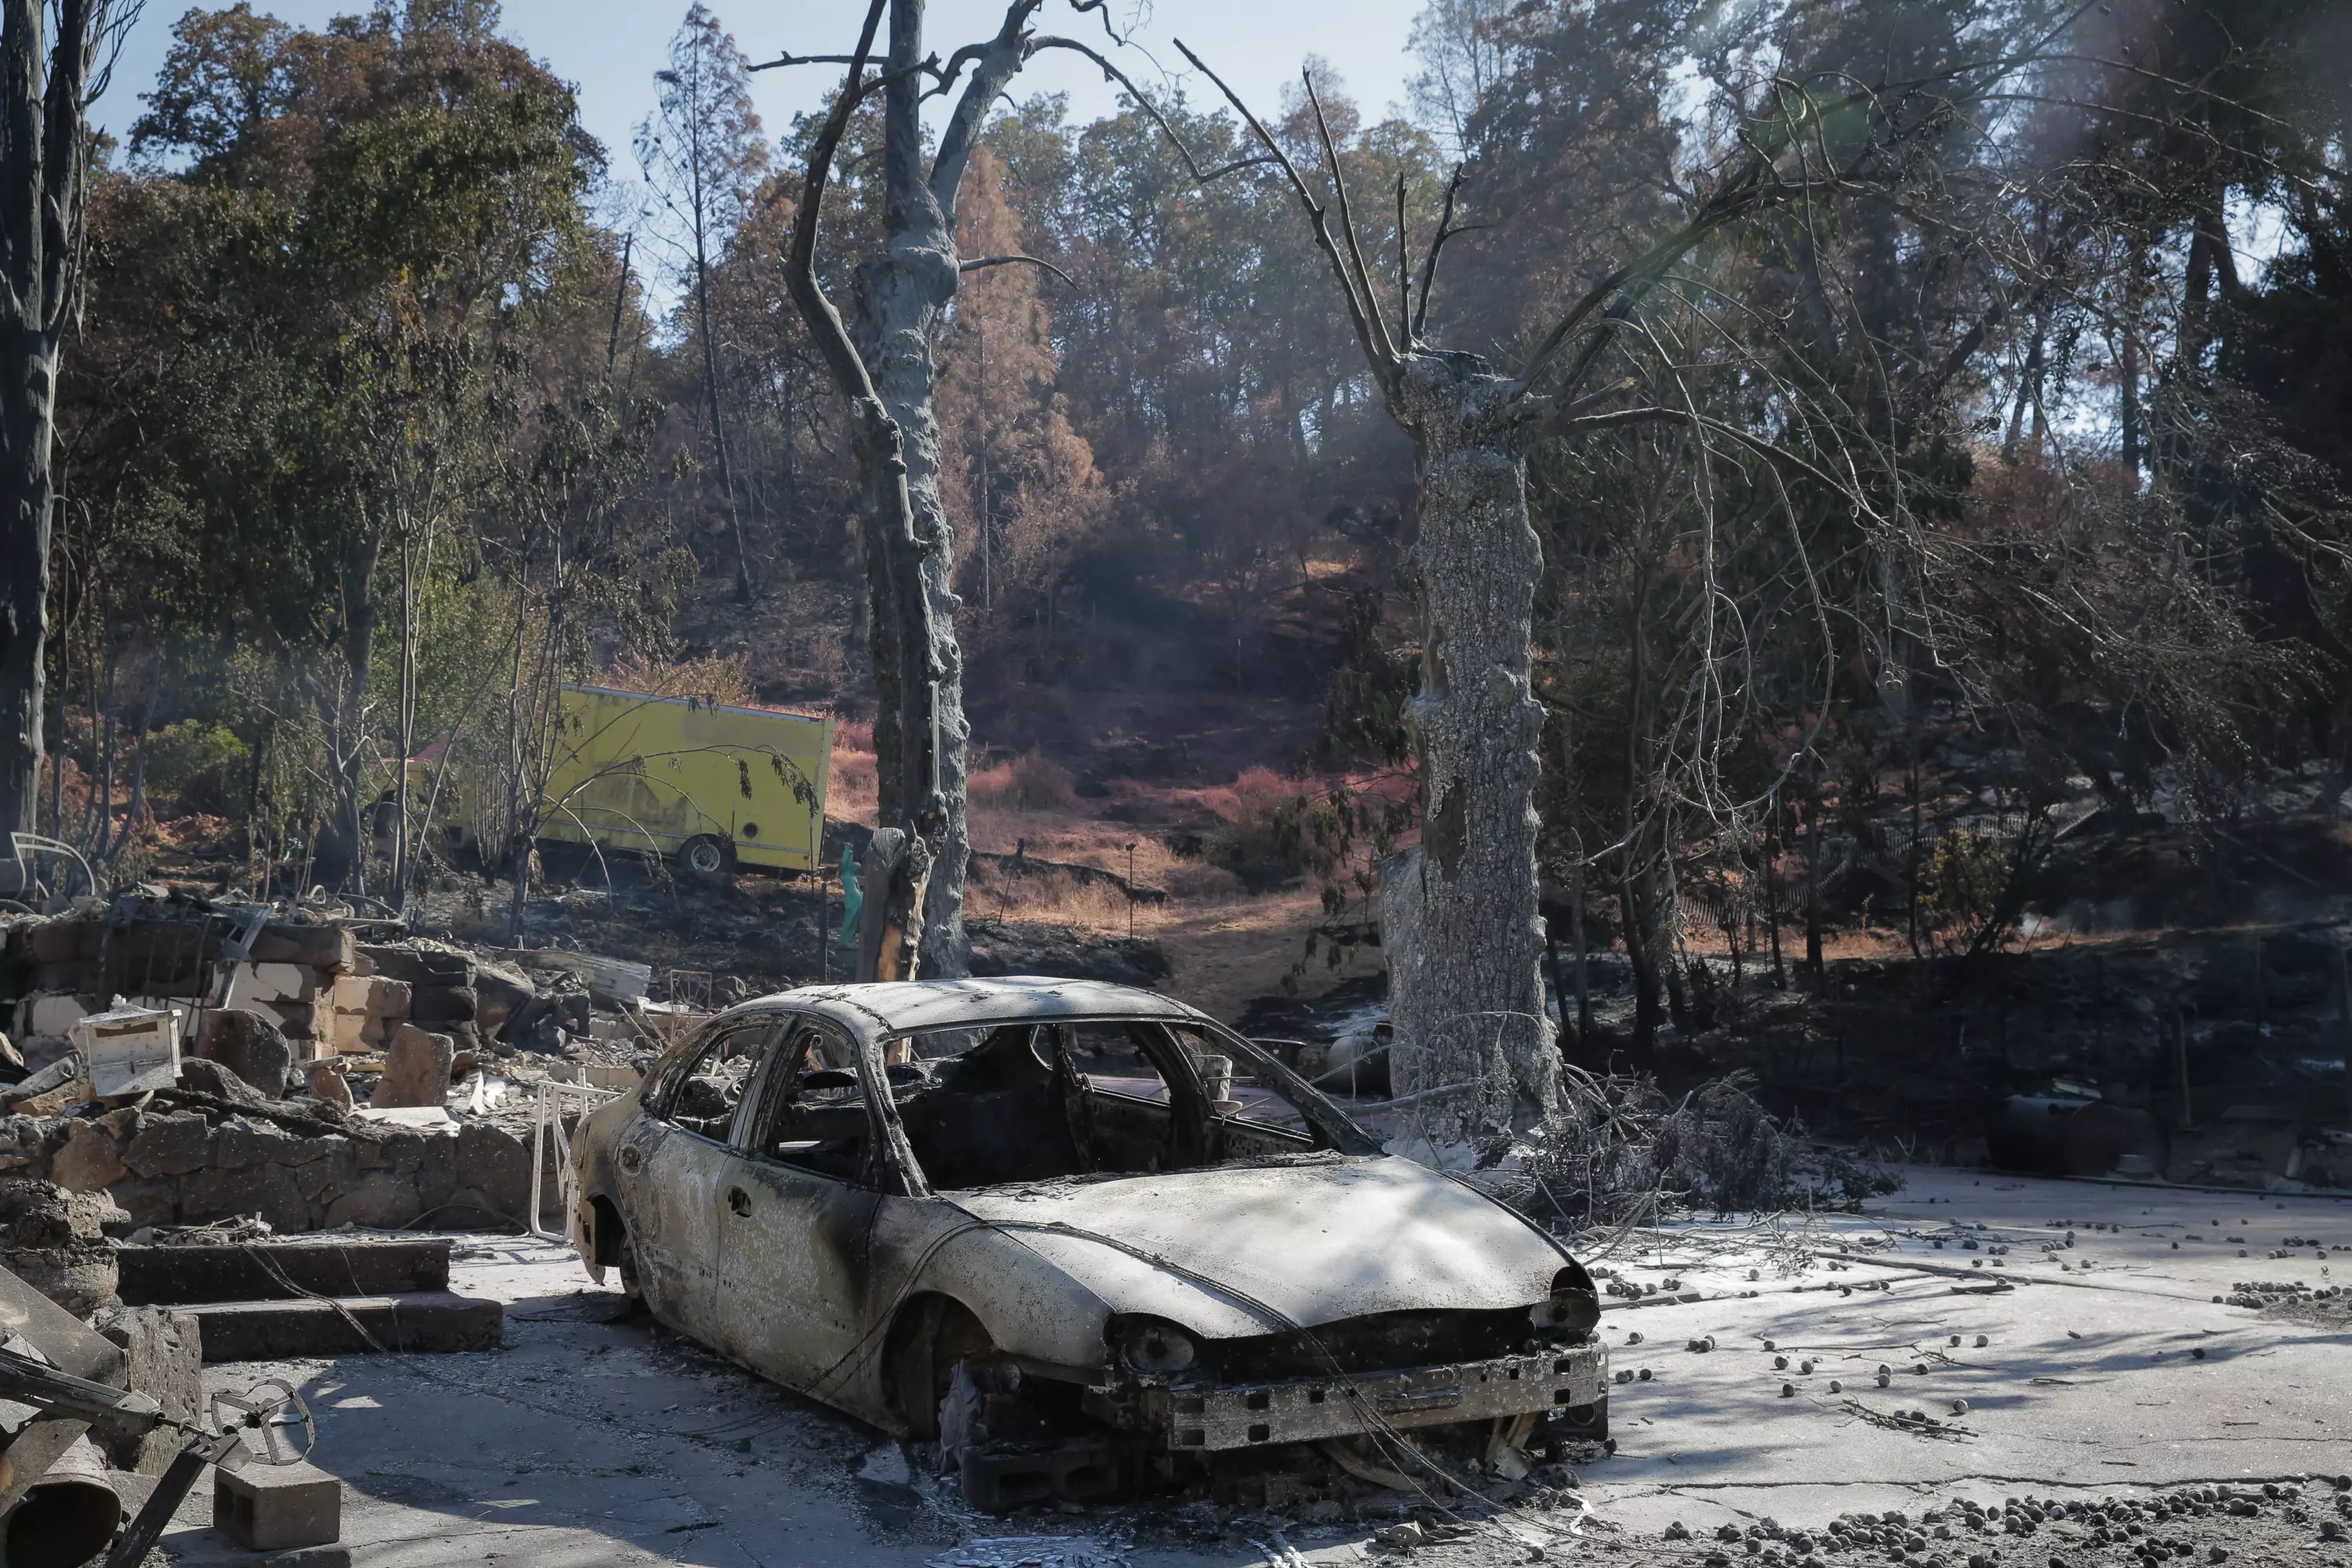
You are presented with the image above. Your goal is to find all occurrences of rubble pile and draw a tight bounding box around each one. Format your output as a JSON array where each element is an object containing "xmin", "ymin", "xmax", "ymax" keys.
[
  {"xmin": 0, "ymin": 1176, "xmax": 129, "ymax": 1315},
  {"xmin": 1657, "ymin": 1479, "xmax": 2352, "ymax": 1568},
  {"xmin": 0, "ymin": 890, "xmax": 698, "ymax": 1250}
]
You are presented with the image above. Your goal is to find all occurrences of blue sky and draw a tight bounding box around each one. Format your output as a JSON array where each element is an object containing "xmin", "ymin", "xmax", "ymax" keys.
[{"xmin": 96, "ymin": 0, "xmax": 1429, "ymax": 169}]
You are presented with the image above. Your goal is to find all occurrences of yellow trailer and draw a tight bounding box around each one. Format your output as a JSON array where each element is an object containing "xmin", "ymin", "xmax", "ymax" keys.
[{"xmin": 537, "ymin": 684, "xmax": 832, "ymax": 875}]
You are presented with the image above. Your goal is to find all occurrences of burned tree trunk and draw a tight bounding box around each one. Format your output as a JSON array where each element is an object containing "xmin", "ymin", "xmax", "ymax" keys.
[
  {"xmin": 770, "ymin": 0, "xmax": 1056, "ymax": 979},
  {"xmin": 0, "ymin": 0, "xmax": 105, "ymax": 862},
  {"xmin": 848, "ymin": 1, "xmax": 972, "ymax": 972},
  {"xmin": 1178, "ymin": 38, "xmax": 1838, "ymax": 1123},
  {"xmin": 1379, "ymin": 354, "xmax": 1559, "ymax": 1113}
]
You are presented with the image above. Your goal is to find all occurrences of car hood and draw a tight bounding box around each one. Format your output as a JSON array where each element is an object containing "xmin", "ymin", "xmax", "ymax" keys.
[{"xmin": 945, "ymin": 1155, "xmax": 1570, "ymax": 1338}]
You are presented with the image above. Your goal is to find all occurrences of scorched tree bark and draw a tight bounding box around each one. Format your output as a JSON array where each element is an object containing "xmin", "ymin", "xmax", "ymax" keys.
[
  {"xmin": 768, "ymin": 0, "xmax": 1120, "ymax": 978},
  {"xmin": 0, "ymin": 0, "xmax": 111, "ymax": 867},
  {"xmin": 1184, "ymin": 47, "xmax": 1818, "ymax": 1116}
]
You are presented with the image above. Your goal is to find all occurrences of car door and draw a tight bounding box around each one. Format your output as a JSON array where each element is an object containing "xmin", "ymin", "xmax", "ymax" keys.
[
  {"xmin": 713, "ymin": 1016, "xmax": 885, "ymax": 1394},
  {"xmin": 614, "ymin": 1011, "xmax": 781, "ymax": 1348}
]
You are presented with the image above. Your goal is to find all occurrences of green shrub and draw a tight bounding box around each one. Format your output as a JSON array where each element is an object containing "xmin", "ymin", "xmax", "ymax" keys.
[
  {"xmin": 143, "ymin": 721, "xmax": 251, "ymax": 817},
  {"xmin": 1919, "ymin": 829, "xmax": 2011, "ymax": 949}
]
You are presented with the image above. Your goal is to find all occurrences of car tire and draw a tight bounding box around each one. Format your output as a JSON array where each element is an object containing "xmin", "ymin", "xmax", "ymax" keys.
[
  {"xmin": 677, "ymin": 834, "xmax": 735, "ymax": 879},
  {"xmin": 887, "ymin": 1298, "xmax": 992, "ymax": 1443},
  {"xmin": 1547, "ymin": 1394, "xmax": 1609, "ymax": 1449},
  {"xmin": 615, "ymin": 1236, "xmax": 649, "ymax": 1319}
]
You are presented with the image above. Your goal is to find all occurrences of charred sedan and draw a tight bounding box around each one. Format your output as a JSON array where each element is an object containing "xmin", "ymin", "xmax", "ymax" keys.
[{"xmin": 568, "ymin": 978, "xmax": 1606, "ymax": 1508}]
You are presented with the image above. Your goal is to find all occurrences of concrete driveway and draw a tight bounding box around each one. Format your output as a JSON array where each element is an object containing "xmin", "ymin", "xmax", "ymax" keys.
[
  {"xmin": 1572, "ymin": 1165, "xmax": 2351, "ymax": 1536},
  {"xmin": 151, "ymin": 1167, "xmax": 2352, "ymax": 1567}
]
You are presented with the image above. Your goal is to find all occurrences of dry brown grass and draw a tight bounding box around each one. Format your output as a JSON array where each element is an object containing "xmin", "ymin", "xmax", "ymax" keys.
[
  {"xmin": 964, "ymin": 800, "xmax": 1381, "ymax": 1016},
  {"xmin": 968, "ymin": 866, "xmax": 1135, "ymax": 931},
  {"xmin": 969, "ymin": 753, "xmax": 1078, "ymax": 812},
  {"xmin": 828, "ymin": 720, "xmax": 879, "ymax": 825},
  {"xmin": 603, "ymin": 649, "xmax": 756, "ymax": 706}
]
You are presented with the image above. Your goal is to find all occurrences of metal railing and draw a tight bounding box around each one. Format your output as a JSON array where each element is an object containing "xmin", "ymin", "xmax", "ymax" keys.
[
  {"xmin": 528, "ymin": 1079, "xmax": 621, "ymax": 1243},
  {"xmin": 10, "ymin": 833, "xmax": 94, "ymax": 902}
]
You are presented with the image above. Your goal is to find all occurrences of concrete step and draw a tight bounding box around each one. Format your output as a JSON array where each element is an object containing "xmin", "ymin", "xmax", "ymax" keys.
[
  {"xmin": 117, "ymin": 1240, "xmax": 451, "ymax": 1307},
  {"xmin": 188, "ymin": 1290, "xmax": 502, "ymax": 1361}
]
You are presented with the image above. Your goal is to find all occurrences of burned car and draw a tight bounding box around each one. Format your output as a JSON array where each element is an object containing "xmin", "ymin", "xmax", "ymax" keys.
[{"xmin": 568, "ymin": 978, "xmax": 1606, "ymax": 1508}]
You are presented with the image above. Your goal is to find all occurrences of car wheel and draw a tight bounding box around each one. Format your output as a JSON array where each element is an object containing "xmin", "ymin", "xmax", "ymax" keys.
[
  {"xmin": 1547, "ymin": 1395, "xmax": 1609, "ymax": 1449},
  {"xmin": 887, "ymin": 1298, "xmax": 992, "ymax": 1443},
  {"xmin": 677, "ymin": 834, "xmax": 735, "ymax": 878},
  {"xmin": 615, "ymin": 1236, "xmax": 649, "ymax": 1319}
]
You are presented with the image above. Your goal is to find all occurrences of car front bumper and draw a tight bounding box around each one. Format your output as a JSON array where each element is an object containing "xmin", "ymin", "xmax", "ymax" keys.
[{"xmin": 1166, "ymin": 1343, "xmax": 1607, "ymax": 1451}]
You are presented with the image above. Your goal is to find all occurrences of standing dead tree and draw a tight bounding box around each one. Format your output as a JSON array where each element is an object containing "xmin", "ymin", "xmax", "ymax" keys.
[
  {"xmin": 771, "ymin": 0, "xmax": 1131, "ymax": 978},
  {"xmin": 1177, "ymin": 44, "xmax": 1973, "ymax": 1111},
  {"xmin": 0, "ymin": 0, "xmax": 122, "ymax": 870}
]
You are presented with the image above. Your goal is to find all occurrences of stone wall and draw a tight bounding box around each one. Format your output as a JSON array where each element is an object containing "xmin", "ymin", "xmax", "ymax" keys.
[{"xmin": 0, "ymin": 1107, "xmax": 551, "ymax": 1234}]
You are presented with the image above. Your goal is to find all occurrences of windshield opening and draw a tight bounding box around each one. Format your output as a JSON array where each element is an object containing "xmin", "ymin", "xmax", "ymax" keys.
[{"xmin": 877, "ymin": 1014, "xmax": 1352, "ymax": 1192}]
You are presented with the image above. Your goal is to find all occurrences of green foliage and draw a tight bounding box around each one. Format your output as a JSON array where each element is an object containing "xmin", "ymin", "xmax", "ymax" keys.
[
  {"xmin": 142, "ymin": 721, "xmax": 252, "ymax": 817},
  {"xmin": 64, "ymin": 2, "xmax": 626, "ymax": 885},
  {"xmin": 1918, "ymin": 830, "xmax": 2012, "ymax": 952},
  {"xmin": 1316, "ymin": 588, "xmax": 1416, "ymax": 768}
]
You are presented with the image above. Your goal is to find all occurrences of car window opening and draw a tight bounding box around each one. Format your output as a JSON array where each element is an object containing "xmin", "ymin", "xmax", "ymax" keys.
[
  {"xmin": 651, "ymin": 1020, "xmax": 771, "ymax": 1141},
  {"xmin": 758, "ymin": 1022, "xmax": 870, "ymax": 1181},
  {"xmin": 884, "ymin": 1018, "xmax": 1325, "ymax": 1192}
]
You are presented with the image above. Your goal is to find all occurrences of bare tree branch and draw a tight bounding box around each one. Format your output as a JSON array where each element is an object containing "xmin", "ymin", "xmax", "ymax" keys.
[
  {"xmin": 747, "ymin": 49, "xmax": 941, "ymax": 88},
  {"xmin": 1511, "ymin": 149, "xmax": 1777, "ymax": 405},
  {"xmin": 779, "ymin": 0, "xmax": 886, "ymax": 410},
  {"xmin": 1174, "ymin": 39, "xmax": 1399, "ymax": 384},
  {"xmin": 1302, "ymin": 68, "xmax": 1399, "ymax": 369},
  {"xmin": 1395, "ymin": 172, "xmax": 1409, "ymax": 346},
  {"xmin": 1027, "ymin": 35, "xmax": 1279, "ymax": 183},
  {"xmin": 929, "ymin": 1, "xmax": 1045, "ymax": 213},
  {"xmin": 1411, "ymin": 163, "xmax": 1468, "ymax": 341},
  {"xmin": 959, "ymin": 252, "xmax": 1076, "ymax": 286}
]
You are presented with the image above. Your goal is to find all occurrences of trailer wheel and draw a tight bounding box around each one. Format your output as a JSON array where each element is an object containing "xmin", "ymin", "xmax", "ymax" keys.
[{"xmin": 678, "ymin": 835, "xmax": 735, "ymax": 877}]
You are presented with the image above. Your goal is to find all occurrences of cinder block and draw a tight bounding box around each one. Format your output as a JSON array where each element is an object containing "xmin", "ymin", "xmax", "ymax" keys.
[
  {"xmin": 223, "ymin": 961, "xmax": 299, "ymax": 1012},
  {"xmin": 328, "ymin": 1008, "xmax": 367, "ymax": 1054},
  {"xmin": 959, "ymin": 1437, "xmax": 1120, "ymax": 1511},
  {"xmin": 214, "ymin": 1460, "xmax": 341, "ymax": 1550},
  {"xmin": 22, "ymin": 992, "xmax": 95, "ymax": 1037},
  {"xmin": 253, "ymin": 962, "xmax": 316, "ymax": 1001}
]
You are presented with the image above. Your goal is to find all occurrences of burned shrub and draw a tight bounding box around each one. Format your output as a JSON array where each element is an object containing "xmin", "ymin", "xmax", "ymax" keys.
[
  {"xmin": 1650, "ymin": 1077, "xmax": 1798, "ymax": 1214},
  {"xmin": 1526, "ymin": 1071, "xmax": 1897, "ymax": 1222}
]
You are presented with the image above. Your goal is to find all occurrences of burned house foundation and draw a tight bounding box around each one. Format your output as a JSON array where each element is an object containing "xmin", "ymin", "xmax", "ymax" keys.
[{"xmin": 0, "ymin": 896, "xmax": 679, "ymax": 1254}]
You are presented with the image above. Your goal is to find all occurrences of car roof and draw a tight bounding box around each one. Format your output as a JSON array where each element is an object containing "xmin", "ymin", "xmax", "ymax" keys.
[{"xmin": 739, "ymin": 976, "xmax": 1207, "ymax": 1040}]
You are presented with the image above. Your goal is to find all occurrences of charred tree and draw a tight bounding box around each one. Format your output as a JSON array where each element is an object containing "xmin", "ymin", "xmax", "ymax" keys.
[
  {"xmin": 769, "ymin": 0, "xmax": 1114, "ymax": 978},
  {"xmin": 0, "ymin": 0, "xmax": 111, "ymax": 864},
  {"xmin": 1184, "ymin": 48, "xmax": 1825, "ymax": 1112}
]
